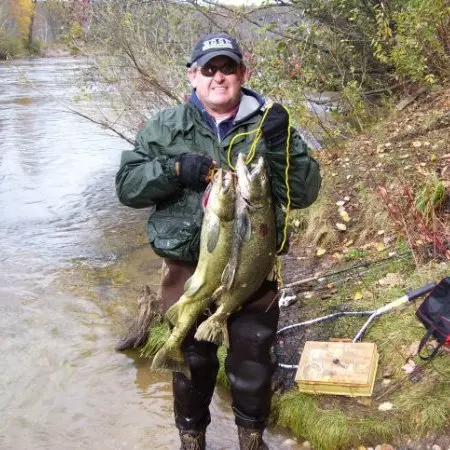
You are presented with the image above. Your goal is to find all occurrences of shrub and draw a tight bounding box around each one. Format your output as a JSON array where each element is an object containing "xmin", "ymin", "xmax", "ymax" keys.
[
  {"xmin": 28, "ymin": 39, "xmax": 42, "ymax": 55},
  {"xmin": 0, "ymin": 31, "xmax": 24, "ymax": 60}
]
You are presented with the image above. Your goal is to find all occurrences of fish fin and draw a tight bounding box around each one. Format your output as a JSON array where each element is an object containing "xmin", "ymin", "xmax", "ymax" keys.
[
  {"xmin": 183, "ymin": 275, "xmax": 203, "ymax": 297},
  {"xmin": 222, "ymin": 325, "xmax": 230, "ymax": 348},
  {"xmin": 194, "ymin": 316, "xmax": 225, "ymax": 344},
  {"xmin": 206, "ymin": 214, "xmax": 220, "ymax": 253},
  {"xmin": 221, "ymin": 262, "xmax": 236, "ymax": 290},
  {"xmin": 165, "ymin": 303, "xmax": 179, "ymax": 326},
  {"xmin": 211, "ymin": 285, "xmax": 223, "ymax": 300},
  {"xmin": 151, "ymin": 342, "xmax": 191, "ymax": 379},
  {"xmin": 235, "ymin": 209, "xmax": 251, "ymax": 242}
]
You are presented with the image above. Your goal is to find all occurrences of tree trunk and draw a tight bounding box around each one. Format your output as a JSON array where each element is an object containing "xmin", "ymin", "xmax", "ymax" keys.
[{"xmin": 27, "ymin": 0, "xmax": 36, "ymax": 49}]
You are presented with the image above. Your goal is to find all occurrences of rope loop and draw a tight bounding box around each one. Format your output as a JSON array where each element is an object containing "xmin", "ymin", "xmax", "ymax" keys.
[{"xmin": 226, "ymin": 102, "xmax": 293, "ymax": 256}]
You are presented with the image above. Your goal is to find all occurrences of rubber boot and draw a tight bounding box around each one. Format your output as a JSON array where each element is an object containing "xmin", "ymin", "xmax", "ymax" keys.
[
  {"xmin": 237, "ymin": 426, "xmax": 269, "ymax": 450},
  {"xmin": 179, "ymin": 429, "xmax": 206, "ymax": 450}
]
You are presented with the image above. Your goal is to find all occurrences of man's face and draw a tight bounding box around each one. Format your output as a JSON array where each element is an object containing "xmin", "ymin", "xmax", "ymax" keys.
[{"xmin": 188, "ymin": 56, "xmax": 249, "ymax": 114}]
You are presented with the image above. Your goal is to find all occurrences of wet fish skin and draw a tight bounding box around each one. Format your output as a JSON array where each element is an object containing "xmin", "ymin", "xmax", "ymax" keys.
[
  {"xmin": 151, "ymin": 169, "xmax": 236, "ymax": 377},
  {"xmin": 194, "ymin": 153, "xmax": 277, "ymax": 344}
]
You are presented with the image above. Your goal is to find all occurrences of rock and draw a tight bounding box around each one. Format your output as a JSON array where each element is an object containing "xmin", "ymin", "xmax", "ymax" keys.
[
  {"xmin": 434, "ymin": 435, "xmax": 450, "ymax": 449},
  {"xmin": 383, "ymin": 364, "xmax": 394, "ymax": 378},
  {"xmin": 404, "ymin": 341, "xmax": 420, "ymax": 358},
  {"xmin": 281, "ymin": 438, "xmax": 298, "ymax": 447}
]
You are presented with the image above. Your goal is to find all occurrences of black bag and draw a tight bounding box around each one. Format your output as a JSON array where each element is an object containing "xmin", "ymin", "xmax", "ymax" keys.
[{"xmin": 415, "ymin": 277, "xmax": 450, "ymax": 360}]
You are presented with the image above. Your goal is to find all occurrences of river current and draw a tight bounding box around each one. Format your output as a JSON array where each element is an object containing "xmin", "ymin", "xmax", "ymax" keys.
[{"xmin": 0, "ymin": 57, "xmax": 298, "ymax": 449}]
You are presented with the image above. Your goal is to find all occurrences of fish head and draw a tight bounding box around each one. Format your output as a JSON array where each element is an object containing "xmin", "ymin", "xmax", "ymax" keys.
[
  {"xmin": 236, "ymin": 154, "xmax": 271, "ymax": 206},
  {"xmin": 205, "ymin": 168, "xmax": 236, "ymax": 221},
  {"xmin": 235, "ymin": 153, "xmax": 251, "ymax": 198}
]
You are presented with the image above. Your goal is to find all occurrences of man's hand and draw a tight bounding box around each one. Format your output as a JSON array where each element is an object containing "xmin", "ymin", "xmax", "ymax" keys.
[
  {"xmin": 174, "ymin": 153, "xmax": 215, "ymax": 190},
  {"xmin": 261, "ymin": 103, "xmax": 289, "ymax": 149}
]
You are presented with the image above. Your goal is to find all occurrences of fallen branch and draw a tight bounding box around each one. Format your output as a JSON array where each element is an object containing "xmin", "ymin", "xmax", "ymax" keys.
[
  {"xmin": 280, "ymin": 252, "xmax": 412, "ymax": 289},
  {"xmin": 115, "ymin": 285, "xmax": 162, "ymax": 351},
  {"xmin": 395, "ymin": 85, "xmax": 429, "ymax": 111}
]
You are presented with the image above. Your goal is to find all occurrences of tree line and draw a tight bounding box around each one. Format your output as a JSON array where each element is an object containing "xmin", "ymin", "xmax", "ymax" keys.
[{"xmin": 2, "ymin": 0, "xmax": 449, "ymax": 143}]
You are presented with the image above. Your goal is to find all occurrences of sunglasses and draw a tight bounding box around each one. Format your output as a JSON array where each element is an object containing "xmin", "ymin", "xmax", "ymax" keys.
[{"xmin": 200, "ymin": 62, "xmax": 240, "ymax": 77}]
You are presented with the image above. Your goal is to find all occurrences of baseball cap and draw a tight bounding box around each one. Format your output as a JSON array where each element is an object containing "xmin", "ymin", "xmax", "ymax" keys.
[{"xmin": 187, "ymin": 33, "xmax": 243, "ymax": 68}]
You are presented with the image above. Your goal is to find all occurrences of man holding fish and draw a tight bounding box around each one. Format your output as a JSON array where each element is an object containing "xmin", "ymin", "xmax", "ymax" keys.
[{"xmin": 116, "ymin": 32, "xmax": 321, "ymax": 450}]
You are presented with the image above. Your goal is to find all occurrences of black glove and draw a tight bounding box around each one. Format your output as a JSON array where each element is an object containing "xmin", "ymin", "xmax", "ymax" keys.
[
  {"xmin": 174, "ymin": 153, "xmax": 213, "ymax": 190},
  {"xmin": 260, "ymin": 103, "xmax": 289, "ymax": 149}
]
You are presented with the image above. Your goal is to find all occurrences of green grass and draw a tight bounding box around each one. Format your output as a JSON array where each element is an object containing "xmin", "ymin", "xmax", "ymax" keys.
[
  {"xmin": 270, "ymin": 259, "xmax": 450, "ymax": 447},
  {"xmin": 216, "ymin": 345, "xmax": 230, "ymax": 388},
  {"xmin": 141, "ymin": 321, "xmax": 170, "ymax": 358},
  {"xmin": 395, "ymin": 371, "xmax": 450, "ymax": 435},
  {"xmin": 272, "ymin": 392, "xmax": 351, "ymax": 450}
]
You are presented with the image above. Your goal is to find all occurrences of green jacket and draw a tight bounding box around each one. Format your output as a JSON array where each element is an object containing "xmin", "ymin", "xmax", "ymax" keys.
[{"xmin": 116, "ymin": 89, "xmax": 321, "ymax": 262}]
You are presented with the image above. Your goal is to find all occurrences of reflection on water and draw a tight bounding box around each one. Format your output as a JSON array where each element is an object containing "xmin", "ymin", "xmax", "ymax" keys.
[{"xmin": 0, "ymin": 57, "xmax": 297, "ymax": 450}]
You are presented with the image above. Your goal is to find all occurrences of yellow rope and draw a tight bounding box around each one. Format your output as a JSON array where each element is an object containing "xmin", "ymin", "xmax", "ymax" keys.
[
  {"xmin": 226, "ymin": 129, "xmax": 257, "ymax": 170},
  {"xmin": 277, "ymin": 104, "xmax": 292, "ymax": 255},
  {"xmin": 226, "ymin": 102, "xmax": 293, "ymax": 282},
  {"xmin": 226, "ymin": 106, "xmax": 272, "ymax": 170}
]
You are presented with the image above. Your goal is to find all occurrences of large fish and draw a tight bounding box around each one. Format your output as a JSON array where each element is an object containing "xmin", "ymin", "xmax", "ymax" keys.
[
  {"xmin": 194, "ymin": 153, "xmax": 277, "ymax": 344},
  {"xmin": 151, "ymin": 168, "xmax": 236, "ymax": 377}
]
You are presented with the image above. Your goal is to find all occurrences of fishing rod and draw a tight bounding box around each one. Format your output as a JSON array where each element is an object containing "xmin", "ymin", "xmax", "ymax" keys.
[
  {"xmin": 276, "ymin": 281, "xmax": 436, "ymax": 369},
  {"xmin": 278, "ymin": 251, "xmax": 413, "ymax": 307},
  {"xmin": 280, "ymin": 251, "xmax": 412, "ymax": 290}
]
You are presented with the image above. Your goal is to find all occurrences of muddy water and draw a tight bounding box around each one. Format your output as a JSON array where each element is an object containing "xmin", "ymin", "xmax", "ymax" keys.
[{"xmin": 0, "ymin": 57, "xmax": 297, "ymax": 450}]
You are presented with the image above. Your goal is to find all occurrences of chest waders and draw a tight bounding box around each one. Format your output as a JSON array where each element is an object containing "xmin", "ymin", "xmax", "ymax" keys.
[{"xmin": 160, "ymin": 259, "xmax": 278, "ymax": 450}]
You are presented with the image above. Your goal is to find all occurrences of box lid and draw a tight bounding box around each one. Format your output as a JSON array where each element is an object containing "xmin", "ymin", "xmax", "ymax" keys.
[{"xmin": 295, "ymin": 341, "xmax": 378, "ymax": 387}]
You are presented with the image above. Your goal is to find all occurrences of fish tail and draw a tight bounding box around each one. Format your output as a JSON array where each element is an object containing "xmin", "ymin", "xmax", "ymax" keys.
[
  {"xmin": 195, "ymin": 316, "xmax": 225, "ymax": 344},
  {"xmin": 151, "ymin": 341, "xmax": 191, "ymax": 379},
  {"xmin": 165, "ymin": 302, "xmax": 180, "ymax": 326}
]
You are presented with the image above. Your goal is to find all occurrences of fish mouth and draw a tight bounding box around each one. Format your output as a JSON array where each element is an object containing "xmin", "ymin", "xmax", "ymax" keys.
[{"xmin": 222, "ymin": 171, "xmax": 235, "ymax": 193}]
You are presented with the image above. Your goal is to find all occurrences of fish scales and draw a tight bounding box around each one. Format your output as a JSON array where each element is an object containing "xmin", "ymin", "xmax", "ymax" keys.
[
  {"xmin": 194, "ymin": 153, "xmax": 277, "ymax": 344},
  {"xmin": 151, "ymin": 169, "xmax": 236, "ymax": 378}
]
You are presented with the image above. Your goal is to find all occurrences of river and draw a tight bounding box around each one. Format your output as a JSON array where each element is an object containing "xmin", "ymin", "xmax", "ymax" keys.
[{"xmin": 0, "ymin": 57, "xmax": 297, "ymax": 450}]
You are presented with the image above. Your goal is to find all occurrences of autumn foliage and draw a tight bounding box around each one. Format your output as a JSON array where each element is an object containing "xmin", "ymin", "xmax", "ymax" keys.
[{"xmin": 8, "ymin": 0, "xmax": 35, "ymax": 42}]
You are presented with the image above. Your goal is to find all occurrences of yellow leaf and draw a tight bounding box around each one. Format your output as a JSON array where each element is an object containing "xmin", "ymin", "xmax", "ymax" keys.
[
  {"xmin": 8, "ymin": 0, "xmax": 35, "ymax": 41},
  {"xmin": 375, "ymin": 242, "xmax": 385, "ymax": 251},
  {"xmin": 353, "ymin": 290, "xmax": 363, "ymax": 300},
  {"xmin": 340, "ymin": 210, "xmax": 351, "ymax": 222},
  {"xmin": 316, "ymin": 247, "xmax": 326, "ymax": 256},
  {"xmin": 336, "ymin": 223, "xmax": 347, "ymax": 231}
]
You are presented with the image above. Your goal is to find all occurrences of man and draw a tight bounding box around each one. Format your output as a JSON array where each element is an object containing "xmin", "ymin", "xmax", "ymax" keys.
[{"xmin": 116, "ymin": 33, "xmax": 321, "ymax": 450}]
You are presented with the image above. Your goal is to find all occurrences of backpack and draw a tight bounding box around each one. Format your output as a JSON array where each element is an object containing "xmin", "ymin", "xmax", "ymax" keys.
[{"xmin": 415, "ymin": 277, "xmax": 450, "ymax": 360}]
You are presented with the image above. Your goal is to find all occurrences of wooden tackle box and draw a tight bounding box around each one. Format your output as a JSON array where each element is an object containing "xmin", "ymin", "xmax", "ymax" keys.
[{"xmin": 295, "ymin": 341, "xmax": 379, "ymax": 397}]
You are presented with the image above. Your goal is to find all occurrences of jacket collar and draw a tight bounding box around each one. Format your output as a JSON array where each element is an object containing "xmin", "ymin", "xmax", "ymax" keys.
[{"xmin": 188, "ymin": 88, "xmax": 265, "ymax": 125}]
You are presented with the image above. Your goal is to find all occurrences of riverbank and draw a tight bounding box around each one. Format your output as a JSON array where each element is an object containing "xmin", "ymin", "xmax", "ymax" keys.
[{"xmin": 269, "ymin": 84, "xmax": 450, "ymax": 449}]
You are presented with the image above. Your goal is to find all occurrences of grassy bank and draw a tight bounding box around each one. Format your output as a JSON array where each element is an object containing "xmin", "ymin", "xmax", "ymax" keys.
[{"xmin": 270, "ymin": 83, "xmax": 450, "ymax": 448}]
